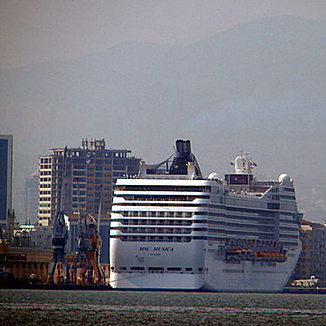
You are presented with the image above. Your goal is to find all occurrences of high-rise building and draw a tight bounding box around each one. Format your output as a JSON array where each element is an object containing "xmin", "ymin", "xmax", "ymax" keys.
[
  {"xmin": 38, "ymin": 139, "xmax": 140, "ymax": 226},
  {"xmin": 311, "ymin": 222, "xmax": 326, "ymax": 284},
  {"xmin": 24, "ymin": 172, "xmax": 39, "ymax": 224},
  {"xmin": 293, "ymin": 220, "xmax": 326, "ymax": 285},
  {"xmin": 0, "ymin": 135, "xmax": 13, "ymax": 229}
]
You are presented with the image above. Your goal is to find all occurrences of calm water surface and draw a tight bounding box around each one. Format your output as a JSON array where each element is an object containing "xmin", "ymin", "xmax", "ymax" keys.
[{"xmin": 0, "ymin": 289, "xmax": 325, "ymax": 325}]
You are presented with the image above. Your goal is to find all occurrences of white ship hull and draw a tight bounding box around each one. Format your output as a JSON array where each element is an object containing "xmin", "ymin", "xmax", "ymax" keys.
[
  {"xmin": 109, "ymin": 239, "xmax": 301, "ymax": 292},
  {"xmin": 110, "ymin": 271, "xmax": 204, "ymax": 290},
  {"xmin": 203, "ymin": 246, "xmax": 301, "ymax": 292},
  {"xmin": 110, "ymin": 239, "xmax": 205, "ymax": 290}
]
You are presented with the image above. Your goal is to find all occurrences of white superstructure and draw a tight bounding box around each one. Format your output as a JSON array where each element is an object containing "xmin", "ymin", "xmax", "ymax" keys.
[{"xmin": 109, "ymin": 141, "xmax": 302, "ymax": 292}]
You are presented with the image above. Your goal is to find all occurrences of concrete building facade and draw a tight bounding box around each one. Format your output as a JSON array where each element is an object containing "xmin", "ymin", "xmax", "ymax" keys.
[
  {"xmin": 0, "ymin": 135, "xmax": 13, "ymax": 229},
  {"xmin": 311, "ymin": 222, "xmax": 326, "ymax": 284},
  {"xmin": 38, "ymin": 139, "xmax": 140, "ymax": 226},
  {"xmin": 294, "ymin": 220, "xmax": 326, "ymax": 286}
]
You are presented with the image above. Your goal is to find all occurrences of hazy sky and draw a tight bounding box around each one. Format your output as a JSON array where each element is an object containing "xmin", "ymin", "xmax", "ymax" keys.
[
  {"xmin": 1, "ymin": 0, "xmax": 326, "ymax": 68},
  {"xmin": 1, "ymin": 1, "xmax": 326, "ymax": 222}
]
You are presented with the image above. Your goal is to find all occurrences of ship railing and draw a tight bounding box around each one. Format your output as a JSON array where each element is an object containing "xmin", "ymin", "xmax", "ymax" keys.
[{"xmin": 114, "ymin": 196, "xmax": 210, "ymax": 202}]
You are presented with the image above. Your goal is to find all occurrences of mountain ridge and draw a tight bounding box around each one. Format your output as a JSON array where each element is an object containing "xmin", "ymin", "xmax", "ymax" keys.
[{"xmin": 1, "ymin": 15, "xmax": 325, "ymax": 221}]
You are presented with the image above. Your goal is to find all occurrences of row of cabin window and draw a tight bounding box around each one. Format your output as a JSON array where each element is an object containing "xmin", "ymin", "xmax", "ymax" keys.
[
  {"xmin": 118, "ymin": 195, "xmax": 210, "ymax": 201},
  {"xmin": 117, "ymin": 219, "xmax": 193, "ymax": 226},
  {"xmin": 117, "ymin": 211, "xmax": 193, "ymax": 218},
  {"xmin": 112, "ymin": 227, "xmax": 208, "ymax": 234},
  {"xmin": 112, "ymin": 235, "xmax": 208, "ymax": 242},
  {"xmin": 116, "ymin": 185, "xmax": 211, "ymax": 192},
  {"xmin": 112, "ymin": 266, "xmax": 204, "ymax": 272},
  {"xmin": 115, "ymin": 219, "xmax": 210, "ymax": 226}
]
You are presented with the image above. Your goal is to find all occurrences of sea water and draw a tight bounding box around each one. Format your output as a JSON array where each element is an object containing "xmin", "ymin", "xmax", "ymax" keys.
[{"xmin": 1, "ymin": 289, "xmax": 325, "ymax": 325}]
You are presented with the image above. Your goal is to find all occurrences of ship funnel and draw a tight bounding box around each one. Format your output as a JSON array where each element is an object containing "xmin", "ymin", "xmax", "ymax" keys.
[
  {"xmin": 169, "ymin": 140, "xmax": 202, "ymax": 177},
  {"xmin": 175, "ymin": 139, "xmax": 191, "ymax": 154}
]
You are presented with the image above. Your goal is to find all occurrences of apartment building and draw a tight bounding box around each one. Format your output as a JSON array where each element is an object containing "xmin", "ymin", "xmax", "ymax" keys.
[{"xmin": 38, "ymin": 139, "xmax": 140, "ymax": 226}]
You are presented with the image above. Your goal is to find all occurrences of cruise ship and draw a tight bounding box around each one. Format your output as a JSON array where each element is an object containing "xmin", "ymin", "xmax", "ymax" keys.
[{"xmin": 109, "ymin": 140, "xmax": 302, "ymax": 292}]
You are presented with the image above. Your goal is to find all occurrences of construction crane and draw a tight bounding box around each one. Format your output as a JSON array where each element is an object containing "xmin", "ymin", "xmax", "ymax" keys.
[{"xmin": 48, "ymin": 147, "xmax": 70, "ymax": 284}]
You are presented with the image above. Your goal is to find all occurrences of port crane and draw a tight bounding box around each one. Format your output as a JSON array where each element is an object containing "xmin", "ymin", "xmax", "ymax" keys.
[{"xmin": 71, "ymin": 214, "xmax": 105, "ymax": 284}]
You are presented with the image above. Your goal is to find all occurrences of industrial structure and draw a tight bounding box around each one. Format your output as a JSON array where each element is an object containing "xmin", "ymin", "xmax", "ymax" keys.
[
  {"xmin": 38, "ymin": 138, "xmax": 140, "ymax": 226},
  {"xmin": 68, "ymin": 214, "xmax": 105, "ymax": 284}
]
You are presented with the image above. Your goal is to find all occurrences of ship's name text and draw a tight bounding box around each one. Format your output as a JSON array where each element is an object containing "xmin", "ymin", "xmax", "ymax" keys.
[{"xmin": 139, "ymin": 246, "xmax": 174, "ymax": 252}]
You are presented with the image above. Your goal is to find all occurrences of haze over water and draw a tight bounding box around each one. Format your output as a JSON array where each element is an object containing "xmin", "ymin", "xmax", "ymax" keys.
[{"xmin": 1, "ymin": 290, "xmax": 326, "ymax": 325}]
